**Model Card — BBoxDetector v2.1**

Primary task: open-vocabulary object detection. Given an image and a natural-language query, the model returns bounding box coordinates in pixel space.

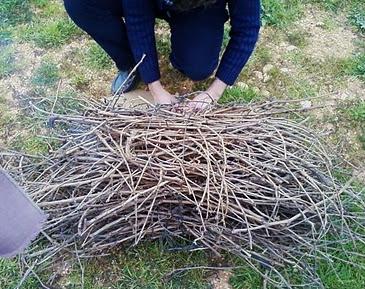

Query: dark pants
[63,0,228,81]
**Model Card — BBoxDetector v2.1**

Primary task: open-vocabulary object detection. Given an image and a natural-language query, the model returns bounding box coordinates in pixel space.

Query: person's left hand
[188,92,216,111]
[187,78,228,111]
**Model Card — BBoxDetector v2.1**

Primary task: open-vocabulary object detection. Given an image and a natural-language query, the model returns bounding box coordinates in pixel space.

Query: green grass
[314,0,346,11]
[156,36,171,57]
[261,0,304,27]
[0,113,14,133]
[345,53,365,80]
[0,0,32,27]
[286,48,363,85]
[0,94,50,155]
[220,86,261,104]
[332,51,365,82]
[156,19,171,56]
[348,101,365,122]
[4,242,364,289]
[13,134,49,155]
[20,18,81,48]
[321,15,338,30]
[69,71,90,89]
[0,98,16,140]
[0,45,15,78]
[0,0,54,28]
[318,244,365,289]
[0,243,213,289]
[350,8,365,32]
[32,60,60,87]
[286,79,318,99]
[111,243,210,289]
[286,30,310,48]
[0,29,12,45]
[230,267,262,289]
[314,0,364,12]
[250,45,272,68]
[313,0,365,32]
[336,100,365,153]
[33,0,63,18]
[85,43,114,70]
[222,25,230,49]
[0,259,39,289]
[122,243,210,289]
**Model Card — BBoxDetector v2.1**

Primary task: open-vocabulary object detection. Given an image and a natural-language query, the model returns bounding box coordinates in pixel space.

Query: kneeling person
[64,0,261,108]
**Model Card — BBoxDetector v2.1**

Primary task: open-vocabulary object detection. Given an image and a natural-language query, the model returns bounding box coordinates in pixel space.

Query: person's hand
[148,80,176,105]
[188,78,228,111]
[188,92,216,111]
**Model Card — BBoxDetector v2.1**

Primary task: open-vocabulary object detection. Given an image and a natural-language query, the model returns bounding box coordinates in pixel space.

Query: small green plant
[220,86,261,104]
[350,11,365,32]
[70,72,90,89]
[86,43,113,70]
[348,102,365,122]
[13,134,49,155]
[345,53,365,80]
[32,60,60,87]
[156,36,171,56]
[0,46,15,78]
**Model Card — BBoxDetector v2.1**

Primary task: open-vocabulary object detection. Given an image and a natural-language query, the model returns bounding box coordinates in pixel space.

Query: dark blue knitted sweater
[121,0,261,85]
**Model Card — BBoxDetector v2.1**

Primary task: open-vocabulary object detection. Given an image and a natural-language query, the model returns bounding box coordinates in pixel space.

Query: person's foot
[111,70,140,95]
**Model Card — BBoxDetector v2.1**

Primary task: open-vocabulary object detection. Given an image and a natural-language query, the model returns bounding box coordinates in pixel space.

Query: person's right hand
[148,81,176,105]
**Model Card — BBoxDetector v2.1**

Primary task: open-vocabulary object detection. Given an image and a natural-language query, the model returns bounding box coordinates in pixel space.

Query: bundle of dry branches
[1,100,364,288]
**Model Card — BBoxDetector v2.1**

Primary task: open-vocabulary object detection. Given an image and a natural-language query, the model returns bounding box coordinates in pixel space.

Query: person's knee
[63,0,85,23]
[184,65,216,81]
[170,53,218,81]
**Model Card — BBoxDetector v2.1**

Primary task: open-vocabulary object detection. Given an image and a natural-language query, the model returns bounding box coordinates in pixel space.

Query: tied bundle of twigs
[1,100,364,288]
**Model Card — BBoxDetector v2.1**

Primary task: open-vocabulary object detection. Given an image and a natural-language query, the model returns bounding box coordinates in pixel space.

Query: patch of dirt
[356,169,365,184]
[209,271,233,289]
[0,42,45,99]
[116,89,154,109]
[297,6,358,61]
[331,77,365,101]
[51,37,117,98]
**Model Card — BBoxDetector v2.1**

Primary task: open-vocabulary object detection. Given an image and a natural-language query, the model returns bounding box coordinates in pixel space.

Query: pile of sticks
[2,100,364,287]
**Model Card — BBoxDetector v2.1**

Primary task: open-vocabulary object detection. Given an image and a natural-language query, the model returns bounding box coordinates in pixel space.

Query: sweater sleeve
[216,0,261,86]
[122,0,160,84]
